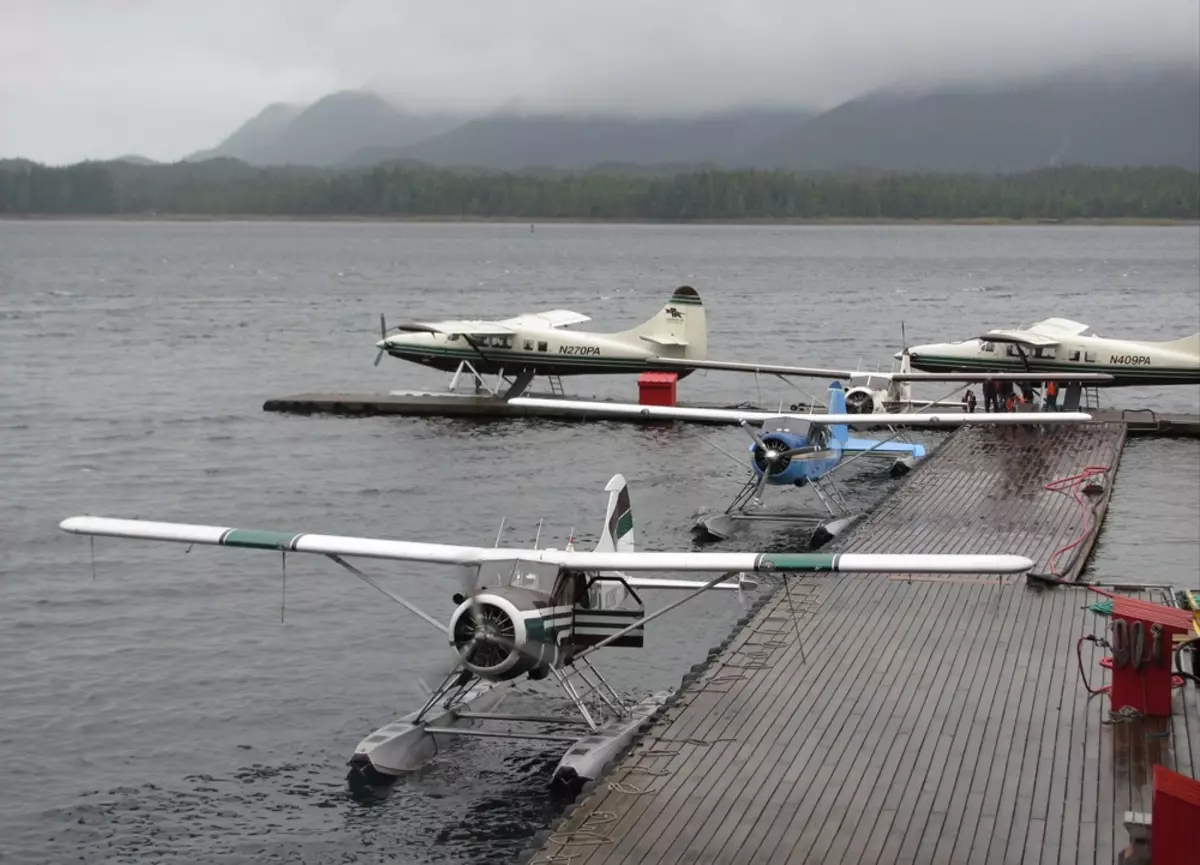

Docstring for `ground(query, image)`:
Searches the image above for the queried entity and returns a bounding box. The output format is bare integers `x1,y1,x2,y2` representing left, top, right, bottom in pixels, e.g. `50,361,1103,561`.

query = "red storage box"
638,372,678,407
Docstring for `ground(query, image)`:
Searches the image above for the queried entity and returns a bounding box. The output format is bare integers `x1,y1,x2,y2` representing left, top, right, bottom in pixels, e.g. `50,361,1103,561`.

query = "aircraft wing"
888,370,1112,382
397,320,515,336
500,310,591,330
508,397,1092,425
1028,318,1092,337
60,516,1033,575
653,357,1112,383
975,328,1060,347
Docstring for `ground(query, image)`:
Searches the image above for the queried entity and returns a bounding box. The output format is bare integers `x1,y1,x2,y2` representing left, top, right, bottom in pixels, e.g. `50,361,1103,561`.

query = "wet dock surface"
524,423,1200,865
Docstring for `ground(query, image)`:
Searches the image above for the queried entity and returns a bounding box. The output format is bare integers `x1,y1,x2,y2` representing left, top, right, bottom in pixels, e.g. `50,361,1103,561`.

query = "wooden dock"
521,423,1200,865
262,392,1200,437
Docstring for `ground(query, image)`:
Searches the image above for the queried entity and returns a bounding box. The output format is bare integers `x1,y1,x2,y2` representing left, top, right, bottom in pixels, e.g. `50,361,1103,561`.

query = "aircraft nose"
375,338,388,349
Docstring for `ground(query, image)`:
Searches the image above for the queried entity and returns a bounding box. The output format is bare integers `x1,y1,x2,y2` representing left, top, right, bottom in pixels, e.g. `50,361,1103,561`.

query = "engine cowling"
843,388,879,414
447,587,560,681
749,431,814,486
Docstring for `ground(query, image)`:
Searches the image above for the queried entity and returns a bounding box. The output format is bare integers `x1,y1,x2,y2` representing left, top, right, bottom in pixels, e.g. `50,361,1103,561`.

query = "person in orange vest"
1004,392,1016,413
1045,380,1058,411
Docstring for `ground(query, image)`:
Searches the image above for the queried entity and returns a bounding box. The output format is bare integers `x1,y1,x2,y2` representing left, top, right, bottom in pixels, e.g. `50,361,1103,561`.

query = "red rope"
1043,465,1111,577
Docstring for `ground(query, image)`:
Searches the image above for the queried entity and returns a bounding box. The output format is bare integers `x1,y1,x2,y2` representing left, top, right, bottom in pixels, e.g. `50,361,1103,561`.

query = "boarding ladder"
1082,386,1102,411
547,375,566,396
550,656,628,730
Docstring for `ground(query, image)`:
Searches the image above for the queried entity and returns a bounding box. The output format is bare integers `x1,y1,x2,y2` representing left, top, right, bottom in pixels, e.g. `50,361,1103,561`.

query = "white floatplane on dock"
374,286,708,398
903,318,1200,388
60,474,1035,788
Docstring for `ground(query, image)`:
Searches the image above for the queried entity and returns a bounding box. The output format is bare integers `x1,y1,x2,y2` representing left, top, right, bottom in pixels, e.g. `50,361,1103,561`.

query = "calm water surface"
1,222,1198,864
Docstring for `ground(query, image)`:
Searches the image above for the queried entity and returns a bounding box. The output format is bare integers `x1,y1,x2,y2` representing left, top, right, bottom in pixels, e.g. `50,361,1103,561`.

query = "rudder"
826,382,850,446
614,286,707,360
1159,332,1200,358
594,474,635,553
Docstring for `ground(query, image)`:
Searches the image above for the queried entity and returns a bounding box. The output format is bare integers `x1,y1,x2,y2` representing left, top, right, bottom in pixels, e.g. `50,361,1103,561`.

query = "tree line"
0,158,1196,220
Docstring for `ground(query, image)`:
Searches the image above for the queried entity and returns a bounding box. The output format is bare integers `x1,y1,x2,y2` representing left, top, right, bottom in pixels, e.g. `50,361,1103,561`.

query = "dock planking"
525,422,1200,865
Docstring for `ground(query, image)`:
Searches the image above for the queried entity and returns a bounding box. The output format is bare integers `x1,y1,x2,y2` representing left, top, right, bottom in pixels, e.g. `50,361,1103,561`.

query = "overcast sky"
2,0,1197,165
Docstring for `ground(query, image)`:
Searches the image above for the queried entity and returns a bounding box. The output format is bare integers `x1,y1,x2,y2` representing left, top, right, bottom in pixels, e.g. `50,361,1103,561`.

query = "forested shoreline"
0,160,1195,221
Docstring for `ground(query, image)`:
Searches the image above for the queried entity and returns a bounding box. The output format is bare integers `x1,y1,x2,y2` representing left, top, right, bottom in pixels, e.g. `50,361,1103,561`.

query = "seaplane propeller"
739,420,832,505
843,389,876,414
373,314,389,367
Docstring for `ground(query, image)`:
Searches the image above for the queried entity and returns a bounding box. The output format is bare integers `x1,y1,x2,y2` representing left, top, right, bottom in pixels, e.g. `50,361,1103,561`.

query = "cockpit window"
981,342,994,353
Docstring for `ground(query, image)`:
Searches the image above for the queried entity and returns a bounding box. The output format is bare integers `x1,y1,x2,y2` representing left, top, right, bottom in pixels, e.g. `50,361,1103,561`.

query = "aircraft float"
903,318,1200,389
373,285,708,398
511,387,1093,542
59,474,1035,788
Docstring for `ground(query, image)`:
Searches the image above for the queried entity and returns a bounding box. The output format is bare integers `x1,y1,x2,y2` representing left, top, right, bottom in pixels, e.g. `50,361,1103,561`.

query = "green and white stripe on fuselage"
907,353,1200,387
383,341,673,377
524,604,644,649
570,609,645,649
523,605,577,643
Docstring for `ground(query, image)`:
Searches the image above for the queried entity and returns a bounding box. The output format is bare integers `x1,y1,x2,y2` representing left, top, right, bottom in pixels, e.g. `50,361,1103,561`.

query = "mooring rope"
1043,465,1111,576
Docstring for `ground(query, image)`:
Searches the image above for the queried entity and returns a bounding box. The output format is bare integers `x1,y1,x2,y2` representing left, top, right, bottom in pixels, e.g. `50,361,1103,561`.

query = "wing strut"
327,554,450,635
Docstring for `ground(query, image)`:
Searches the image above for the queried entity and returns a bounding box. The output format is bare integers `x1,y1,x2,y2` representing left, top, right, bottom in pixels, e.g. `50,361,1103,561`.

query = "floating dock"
522,423,1200,865
262,392,1200,437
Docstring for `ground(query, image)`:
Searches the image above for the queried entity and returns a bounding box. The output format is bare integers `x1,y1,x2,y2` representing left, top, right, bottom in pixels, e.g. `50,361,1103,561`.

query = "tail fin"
1158,332,1200,358
594,474,635,554
825,382,850,446
613,286,707,360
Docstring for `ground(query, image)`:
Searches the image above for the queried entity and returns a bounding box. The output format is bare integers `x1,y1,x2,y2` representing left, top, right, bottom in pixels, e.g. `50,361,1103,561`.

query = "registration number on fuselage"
559,346,601,355
1109,355,1152,365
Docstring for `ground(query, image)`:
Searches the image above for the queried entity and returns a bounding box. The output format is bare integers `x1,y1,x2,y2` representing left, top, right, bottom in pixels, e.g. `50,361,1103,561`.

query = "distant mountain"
112,154,160,166
749,66,1200,172
183,65,1199,173
188,92,461,166
187,102,304,163
385,108,815,170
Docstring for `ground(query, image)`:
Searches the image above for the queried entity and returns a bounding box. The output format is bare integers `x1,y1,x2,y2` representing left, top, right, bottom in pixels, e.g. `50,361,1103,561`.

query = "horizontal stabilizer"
509,397,1092,426
60,517,1033,574
843,438,926,459
640,334,688,347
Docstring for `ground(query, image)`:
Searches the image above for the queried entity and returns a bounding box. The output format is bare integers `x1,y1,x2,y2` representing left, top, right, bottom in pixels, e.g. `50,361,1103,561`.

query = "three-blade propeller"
739,420,836,505
373,314,389,367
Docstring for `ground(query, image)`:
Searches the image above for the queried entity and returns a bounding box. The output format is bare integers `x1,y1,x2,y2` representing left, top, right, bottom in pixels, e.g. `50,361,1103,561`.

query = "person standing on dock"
982,379,996,412
1045,380,1058,411
965,389,977,413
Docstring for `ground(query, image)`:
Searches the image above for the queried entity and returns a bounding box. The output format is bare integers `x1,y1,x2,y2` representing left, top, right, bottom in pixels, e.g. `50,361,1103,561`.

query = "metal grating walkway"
527,423,1200,865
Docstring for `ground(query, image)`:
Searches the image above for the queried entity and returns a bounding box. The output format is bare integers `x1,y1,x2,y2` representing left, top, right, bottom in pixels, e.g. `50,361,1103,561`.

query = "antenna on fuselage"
493,517,506,548
533,518,544,550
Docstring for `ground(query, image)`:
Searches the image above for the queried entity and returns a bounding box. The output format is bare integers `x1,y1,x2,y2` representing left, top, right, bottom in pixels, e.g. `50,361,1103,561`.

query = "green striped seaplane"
59,473,1034,789
904,318,1200,389
372,285,708,397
